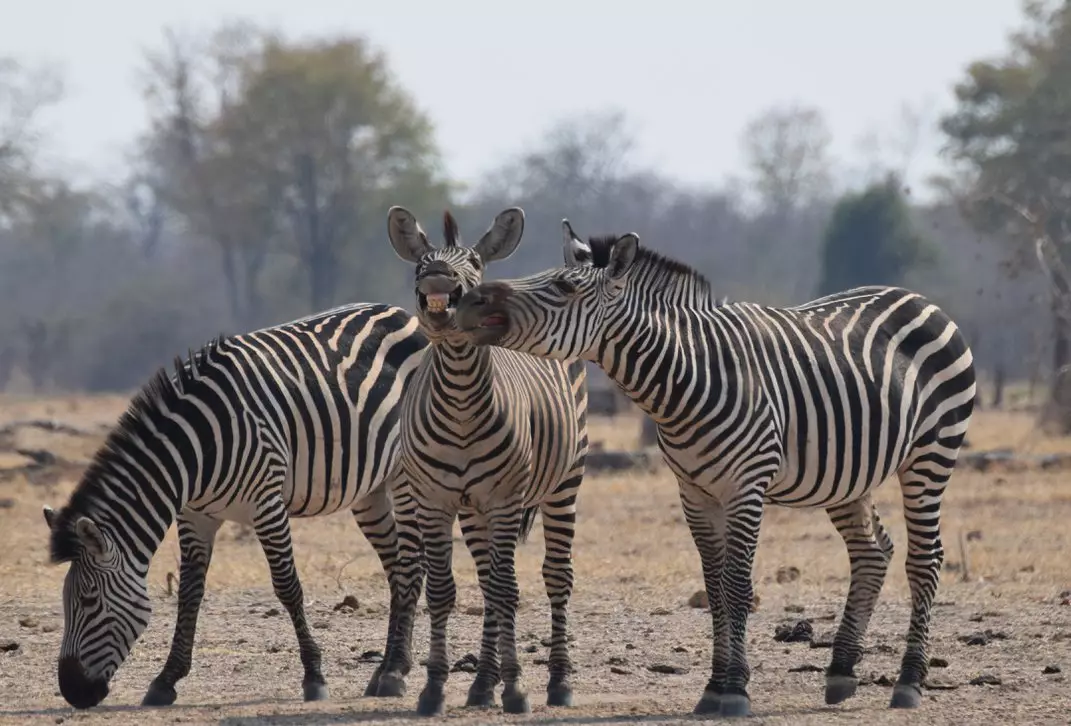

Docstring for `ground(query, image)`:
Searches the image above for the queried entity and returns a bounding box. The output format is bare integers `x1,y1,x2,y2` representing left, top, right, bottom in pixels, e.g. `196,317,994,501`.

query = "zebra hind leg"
142,511,222,707
539,482,581,707
254,498,328,702
416,508,457,717
823,497,894,705
890,442,959,710
459,511,501,708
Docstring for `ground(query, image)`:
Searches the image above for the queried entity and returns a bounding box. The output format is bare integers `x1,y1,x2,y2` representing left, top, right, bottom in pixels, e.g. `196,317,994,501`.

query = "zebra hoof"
889,683,922,709
692,690,721,715
302,680,329,702
374,672,407,698
416,685,446,717
141,681,177,707
464,685,497,708
546,682,573,707
502,690,531,714
719,693,752,718
824,675,859,705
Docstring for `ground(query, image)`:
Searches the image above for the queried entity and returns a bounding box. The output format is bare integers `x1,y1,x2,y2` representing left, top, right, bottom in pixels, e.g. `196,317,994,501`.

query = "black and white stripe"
455,221,976,718
386,207,589,717
43,302,428,709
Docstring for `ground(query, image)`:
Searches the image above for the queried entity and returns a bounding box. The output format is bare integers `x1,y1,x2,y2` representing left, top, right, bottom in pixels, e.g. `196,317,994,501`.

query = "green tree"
817,174,933,296
940,0,1071,428
139,23,450,326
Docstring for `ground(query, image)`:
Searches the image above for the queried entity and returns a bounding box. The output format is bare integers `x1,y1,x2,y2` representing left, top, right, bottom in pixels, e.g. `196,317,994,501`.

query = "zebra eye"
553,279,577,296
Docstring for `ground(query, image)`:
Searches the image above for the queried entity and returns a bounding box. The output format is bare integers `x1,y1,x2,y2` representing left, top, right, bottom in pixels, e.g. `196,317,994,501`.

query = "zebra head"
455,219,639,361
387,206,525,340
43,504,151,709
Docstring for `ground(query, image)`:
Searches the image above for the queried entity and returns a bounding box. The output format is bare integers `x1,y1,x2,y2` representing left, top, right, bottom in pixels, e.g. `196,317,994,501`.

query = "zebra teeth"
425,293,451,313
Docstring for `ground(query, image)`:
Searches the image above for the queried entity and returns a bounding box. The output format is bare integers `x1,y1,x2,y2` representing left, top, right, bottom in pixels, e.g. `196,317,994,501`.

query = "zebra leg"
679,483,729,716
416,508,457,717
142,510,222,707
540,481,581,707
459,510,501,708
490,506,529,714
351,481,411,698
890,452,954,709
824,497,894,705
253,498,328,702
719,487,765,718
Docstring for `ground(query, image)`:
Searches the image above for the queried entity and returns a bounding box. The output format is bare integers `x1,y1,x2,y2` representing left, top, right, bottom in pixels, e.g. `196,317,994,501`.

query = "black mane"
48,335,229,563
584,235,714,297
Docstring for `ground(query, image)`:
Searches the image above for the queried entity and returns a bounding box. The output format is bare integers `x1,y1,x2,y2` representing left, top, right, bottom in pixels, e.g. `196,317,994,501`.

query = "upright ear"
474,207,525,263
562,219,594,267
387,206,434,263
43,505,58,530
75,516,111,561
607,233,640,281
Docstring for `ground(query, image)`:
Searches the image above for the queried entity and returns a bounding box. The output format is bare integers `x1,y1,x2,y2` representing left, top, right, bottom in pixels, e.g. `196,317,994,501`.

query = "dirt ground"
0,395,1069,725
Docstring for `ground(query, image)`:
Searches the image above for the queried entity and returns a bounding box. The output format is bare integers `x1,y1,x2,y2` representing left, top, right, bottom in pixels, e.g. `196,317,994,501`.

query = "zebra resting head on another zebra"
40,303,430,709
456,221,976,718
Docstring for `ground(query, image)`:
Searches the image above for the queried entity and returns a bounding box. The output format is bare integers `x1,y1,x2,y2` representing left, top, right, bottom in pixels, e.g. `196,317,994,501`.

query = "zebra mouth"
480,312,509,329
418,287,462,321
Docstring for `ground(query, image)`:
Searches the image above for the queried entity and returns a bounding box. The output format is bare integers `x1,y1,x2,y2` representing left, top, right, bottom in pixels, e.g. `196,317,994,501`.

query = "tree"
138,23,450,325
0,57,63,222
940,0,1071,428
739,103,834,215
817,174,933,296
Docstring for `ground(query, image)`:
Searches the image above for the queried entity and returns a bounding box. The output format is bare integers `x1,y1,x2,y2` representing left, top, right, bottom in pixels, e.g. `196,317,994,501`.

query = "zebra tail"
518,505,540,544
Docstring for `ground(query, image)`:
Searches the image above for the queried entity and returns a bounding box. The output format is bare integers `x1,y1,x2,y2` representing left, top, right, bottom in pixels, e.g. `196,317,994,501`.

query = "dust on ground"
0,396,1069,725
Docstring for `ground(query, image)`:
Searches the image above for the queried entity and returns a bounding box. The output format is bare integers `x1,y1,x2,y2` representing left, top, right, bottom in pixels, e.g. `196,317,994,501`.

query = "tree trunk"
1043,300,1071,432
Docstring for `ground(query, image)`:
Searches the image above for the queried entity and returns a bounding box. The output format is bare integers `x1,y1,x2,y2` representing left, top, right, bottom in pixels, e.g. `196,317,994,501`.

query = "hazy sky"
1,0,1026,200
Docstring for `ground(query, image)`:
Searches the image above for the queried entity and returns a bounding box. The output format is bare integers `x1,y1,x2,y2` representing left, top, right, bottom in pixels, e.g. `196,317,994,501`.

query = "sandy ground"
0,396,1069,725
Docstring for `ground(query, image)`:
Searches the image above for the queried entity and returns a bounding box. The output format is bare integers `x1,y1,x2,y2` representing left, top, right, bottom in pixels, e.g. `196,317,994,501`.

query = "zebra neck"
427,338,498,424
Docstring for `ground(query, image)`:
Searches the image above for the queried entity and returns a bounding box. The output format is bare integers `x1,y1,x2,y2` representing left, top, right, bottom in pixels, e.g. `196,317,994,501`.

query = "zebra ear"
606,233,639,281
74,516,110,561
474,207,525,263
387,206,434,263
43,505,58,530
562,219,593,267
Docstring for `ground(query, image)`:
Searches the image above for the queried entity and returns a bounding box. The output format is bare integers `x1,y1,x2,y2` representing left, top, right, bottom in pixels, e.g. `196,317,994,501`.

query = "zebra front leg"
254,498,328,702
416,508,457,717
490,507,529,715
890,457,952,709
352,482,411,698
540,484,580,707
679,483,729,716
142,510,222,706
719,487,765,718
824,497,894,705
459,510,501,708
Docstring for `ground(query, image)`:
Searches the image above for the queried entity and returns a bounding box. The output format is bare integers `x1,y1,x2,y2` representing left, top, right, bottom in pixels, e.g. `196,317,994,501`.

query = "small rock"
672,646,688,653
966,530,983,542
958,629,1009,646
924,677,959,690
784,604,805,614
451,653,478,673
534,657,549,665
607,656,628,666
18,617,38,629
524,644,539,653
969,673,1001,686
333,595,360,612
0,640,19,653
1020,565,1035,573
625,643,636,650
1043,665,1061,674
610,666,632,675
312,621,329,630
359,650,383,663
0,498,14,509
788,664,823,673
809,630,834,649
776,566,800,584
929,656,950,668
267,645,282,653
464,605,483,616
774,620,813,644
647,664,689,675
262,608,281,618
687,591,709,609
650,607,673,616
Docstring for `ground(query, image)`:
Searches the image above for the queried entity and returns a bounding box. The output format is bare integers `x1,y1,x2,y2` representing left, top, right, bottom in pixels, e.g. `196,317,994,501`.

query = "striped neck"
426,337,497,425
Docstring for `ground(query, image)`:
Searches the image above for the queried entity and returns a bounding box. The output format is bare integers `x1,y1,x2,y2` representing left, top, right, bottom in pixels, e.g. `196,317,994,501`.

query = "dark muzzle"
58,655,109,709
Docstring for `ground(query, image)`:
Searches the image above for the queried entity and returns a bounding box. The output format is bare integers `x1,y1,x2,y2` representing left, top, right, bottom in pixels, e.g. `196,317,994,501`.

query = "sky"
0,0,1027,201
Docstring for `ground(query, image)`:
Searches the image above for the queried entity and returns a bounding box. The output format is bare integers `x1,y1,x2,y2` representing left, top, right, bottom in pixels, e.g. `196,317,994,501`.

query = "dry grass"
0,395,1069,725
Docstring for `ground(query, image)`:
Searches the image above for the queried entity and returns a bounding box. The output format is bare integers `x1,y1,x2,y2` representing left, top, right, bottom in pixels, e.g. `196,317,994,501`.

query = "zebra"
385,206,589,717
41,302,428,709
454,221,976,718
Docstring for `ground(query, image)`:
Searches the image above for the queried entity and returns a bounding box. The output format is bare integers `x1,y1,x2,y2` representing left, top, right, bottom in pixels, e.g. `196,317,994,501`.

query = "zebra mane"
48,335,229,564
585,235,714,302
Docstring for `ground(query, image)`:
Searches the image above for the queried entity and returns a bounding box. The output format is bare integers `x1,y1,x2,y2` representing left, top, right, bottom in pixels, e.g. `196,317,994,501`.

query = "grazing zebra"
386,207,589,716
454,221,976,718
42,302,428,709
